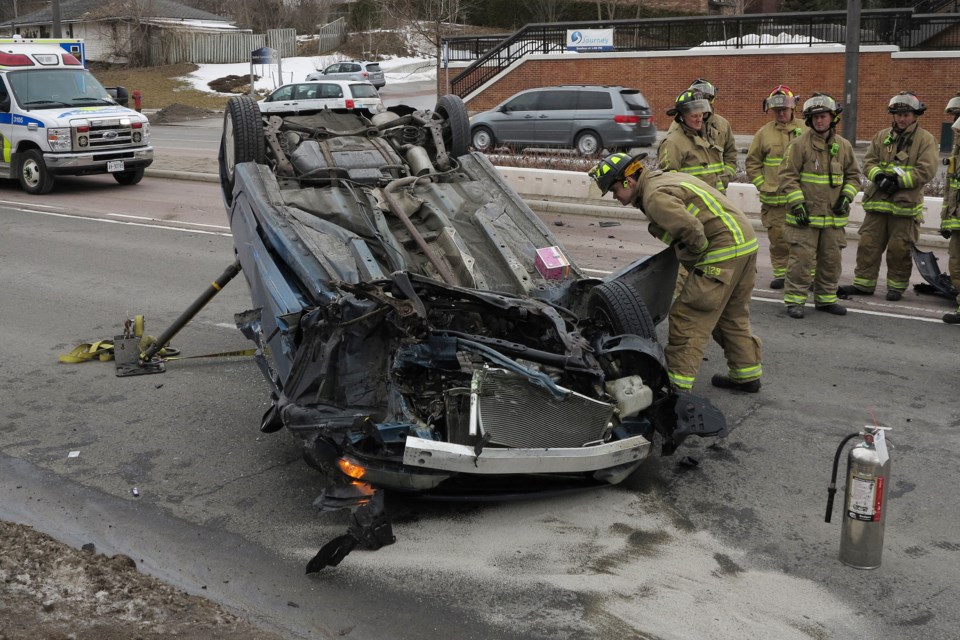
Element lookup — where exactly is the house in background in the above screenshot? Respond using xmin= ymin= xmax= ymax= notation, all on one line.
xmin=1 ymin=0 xmax=241 ymax=63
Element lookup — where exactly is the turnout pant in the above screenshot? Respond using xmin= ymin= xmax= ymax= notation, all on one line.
xmin=852 ymin=212 xmax=920 ymax=293
xmin=783 ymin=225 xmax=847 ymax=307
xmin=761 ymin=203 xmax=789 ymax=279
xmin=951 ymin=233 xmax=960 ymax=311
xmin=666 ymin=253 xmax=762 ymax=390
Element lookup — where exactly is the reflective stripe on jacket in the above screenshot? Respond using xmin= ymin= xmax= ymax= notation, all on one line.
xmin=633 ymin=170 xmax=758 ymax=266
xmin=659 ymin=120 xmax=727 ymax=192
xmin=779 ymin=129 xmax=860 ymax=228
xmin=745 ymin=118 xmax=806 ymax=206
xmin=862 ymin=121 xmax=938 ymax=218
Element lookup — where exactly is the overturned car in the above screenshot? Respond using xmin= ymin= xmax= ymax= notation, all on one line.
xmin=218 ymin=94 xmax=728 ymax=569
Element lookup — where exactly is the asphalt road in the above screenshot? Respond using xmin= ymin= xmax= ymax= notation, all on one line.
xmin=1 ymin=169 xmax=958 ymax=638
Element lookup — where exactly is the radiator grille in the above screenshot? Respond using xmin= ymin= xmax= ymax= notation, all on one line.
xmin=476 ymin=368 xmax=614 ymax=449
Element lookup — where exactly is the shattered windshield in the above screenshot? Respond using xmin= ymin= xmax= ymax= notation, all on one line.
xmin=8 ymin=69 xmax=116 ymax=110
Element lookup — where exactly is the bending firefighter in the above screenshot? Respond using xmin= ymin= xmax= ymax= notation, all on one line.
xmin=940 ymin=93 xmax=960 ymax=324
xmin=778 ymin=93 xmax=861 ymax=319
xmin=838 ymin=92 xmax=938 ymax=301
xmin=588 ymin=152 xmax=763 ymax=393
xmin=745 ymin=85 xmax=806 ymax=289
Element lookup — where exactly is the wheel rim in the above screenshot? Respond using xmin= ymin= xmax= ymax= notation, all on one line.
xmin=22 ymin=159 xmax=40 ymax=188
xmin=578 ymin=135 xmax=598 ymax=155
xmin=473 ymin=130 xmax=490 ymax=150
xmin=223 ymin=112 xmax=236 ymax=180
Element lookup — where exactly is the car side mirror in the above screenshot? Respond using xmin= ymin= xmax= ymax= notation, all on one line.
xmin=499 ymin=105 xmax=509 ymax=113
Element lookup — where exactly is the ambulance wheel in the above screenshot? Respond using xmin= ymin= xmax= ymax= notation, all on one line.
xmin=219 ymin=95 xmax=265 ymax=205
xmin=434 ymin=94 xmax=469 ymax=159
xmin=113 ymin=168 xmax=144 ymax=185
xmin=588 ymin=281 xmax=657 ymax=340
xmin=18 ymin=149 xmax=54 ymax=195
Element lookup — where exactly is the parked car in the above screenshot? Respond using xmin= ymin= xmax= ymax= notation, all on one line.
xmin=469 ymin=85 xmax=656 ymax=155
xmin=306 ymin=60 xmax=386 ymax=89
xmin=257 ymin=80 xmax=383 ymax=114
xmin=218 ymin=93 xmax=727 ymax=570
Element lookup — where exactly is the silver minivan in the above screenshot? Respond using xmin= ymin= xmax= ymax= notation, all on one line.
xmin=307 ymin=61 xmax=386 ymax=89
xmin=469 ymin=85 xmax=656 ymax=155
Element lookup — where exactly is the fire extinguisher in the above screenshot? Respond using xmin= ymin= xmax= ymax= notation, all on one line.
xmin=824 ymin=426 xmax=891 ymax=569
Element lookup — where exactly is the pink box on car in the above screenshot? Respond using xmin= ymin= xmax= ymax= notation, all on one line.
xmin=535 ymin=246 xmax=571 ymax=280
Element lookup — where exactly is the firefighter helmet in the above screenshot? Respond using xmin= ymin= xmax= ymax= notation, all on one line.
xmin=588 ymin=152 xmax=648 ymax=196
xmin=887 ymin=91 xmax=926 ymax=115
xmin=666 ymin=90 xmax=712 ymax=121
xmin=946 ymin=93 xmax=960 ymax=116
xmin=801 ymin=93 xmax=842 ymax=128
xmin=688 ymin=78 xmax=717 ymax=101
xmin=763 ymin=84 xmax=798 ymax=112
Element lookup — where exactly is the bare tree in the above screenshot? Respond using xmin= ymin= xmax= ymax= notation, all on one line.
xmin=384 ymin=0 xmax=475 ymax=83
xmin=595 ymin=1 xmax=619 ymax=21
xmin=525 ymin=0 xmax=567 ymax=24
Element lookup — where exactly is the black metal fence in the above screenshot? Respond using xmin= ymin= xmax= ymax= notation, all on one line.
xmin=445 ymin=9 xmax=960 ymax=98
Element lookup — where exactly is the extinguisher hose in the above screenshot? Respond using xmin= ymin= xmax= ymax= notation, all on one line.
xmin=824 ymin=432 xmax=861 ymax=523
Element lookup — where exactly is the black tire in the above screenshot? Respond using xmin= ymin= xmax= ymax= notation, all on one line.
xmin=218 ymin=95 xmax=265 ymax=205
xmin=471 ymin=126 xmax=495 ymax=152
xmin=588 ymin=281 xmax=657 ymax=340
xmin=434 ymin=94 xmax=469 ymax=159
xmin=575 ymin=130 xmax=602 ymax=156
xmin=112 ymin=168 xmax=144 ymax=185
xmin=18 ymin=149 xmax=54 ymax=195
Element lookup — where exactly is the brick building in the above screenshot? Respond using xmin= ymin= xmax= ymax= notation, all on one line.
xmin=449 ymin=46 xmax=960 ymax=144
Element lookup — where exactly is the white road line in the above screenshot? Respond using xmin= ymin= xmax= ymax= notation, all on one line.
xmin=107 ymin=212 xmax=230 ymax=230
xmin=8 ymin=207 xmax=232 ymax=237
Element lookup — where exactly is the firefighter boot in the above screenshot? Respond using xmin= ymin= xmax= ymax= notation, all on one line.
xmin=837 ymin=285 xmax=872 ymax=297
xmin=944 ymin=312 xmax=960 ymax=324
xmin=886 ymin=290 xmax=903 ymax=301
xmin=769 ymin=278 xmax=785 ymax=289
xmin=786 ymin=305 xmax=805 ymax=319
xmin=711 ymin=374 xmax=761 ymax=393
xmin=815 ymin=303 xmax=848 ymax=315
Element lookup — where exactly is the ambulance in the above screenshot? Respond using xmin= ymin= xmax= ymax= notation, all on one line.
xmin=0 ymin=37 xmax=152 ymax=194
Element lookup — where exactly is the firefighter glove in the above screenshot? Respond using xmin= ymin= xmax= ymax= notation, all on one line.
xmin=941 ymin=228 xmax=952 ymax=239
xmin=832 ymin=195 xmax=851 ymax=216
xmin=875 ymin=173 xmax=899 ymax=194
xmin=791 ymin=203 xmax=810 ymax=227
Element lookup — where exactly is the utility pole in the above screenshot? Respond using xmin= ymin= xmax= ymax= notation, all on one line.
xmin=842 ymin=0 xmax=861 ymax=145
xmin=52 ymin=0 xmax=62 ymax=37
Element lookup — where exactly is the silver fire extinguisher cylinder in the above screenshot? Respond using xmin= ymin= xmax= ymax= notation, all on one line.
xmin=839 ymin=431 xmax=892 ymax=569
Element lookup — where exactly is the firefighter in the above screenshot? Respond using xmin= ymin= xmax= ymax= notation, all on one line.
xmin=745 ymin=84 xmax=806 ymax=289
xmin=658 ymin=89 xmax=728 ymax=193
xmin=940 ymin=93 xmax=960 ymax=324
xmin=587 ymin=152 xmax=762 ymax=393
xmin=778 ymin=93 xmax=861 ymax=319
xmin=688 ymin=78 xmax=738 ymax=189
xmin=838 ymin=92 xmax=939 ymax=301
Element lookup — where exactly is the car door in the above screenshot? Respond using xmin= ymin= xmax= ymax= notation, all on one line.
xmin=491 ymin=90 xmax=541 ymax=146
xmin=532 ymin=89 xmax=576 ymax=147
xmin=259 ymin=84 xmax=295 ymax=113
xmin=322 ymin=63 xmax=342 ymax=80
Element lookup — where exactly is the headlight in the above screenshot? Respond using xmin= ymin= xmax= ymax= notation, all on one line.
xmin=47 ymin=127 xmax=71 ymax=152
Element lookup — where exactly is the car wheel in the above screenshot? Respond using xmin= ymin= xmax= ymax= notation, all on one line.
xmin=588 ymin=281 xmax=657 ymax=340
xmin=218 ymin=95 xmax=265 ymax=205
xmin=575 ymin=130 xmax=602 ymax=156
xmin=434 ymin=94 xmax=469 ymax=159
xmin=471 ymin=126 xmax=495 ymax=152
xmin=112 ymin=168 xmax=144 ymax=185
xmin=18 ymin=149 xmax=54 ymax=195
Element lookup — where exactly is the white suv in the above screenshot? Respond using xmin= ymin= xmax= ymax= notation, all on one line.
xmin=257 ymin=80 xmax=384 ymax=114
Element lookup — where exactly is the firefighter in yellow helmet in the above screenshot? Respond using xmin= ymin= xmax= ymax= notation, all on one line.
xmin=587 ymin=152 xmax=762 ymax=393
xmin=778 ymin=93 xmax=861 ymax=319
xmin=745 ymin=85 xmax=806 ymax=289
xmin=940 ymin=93 xmax=960 ymax=324
xmin=837 ymin=91 xmax=939 ymax=301
xmin=658 ymin=89 xmax=728 ymax=193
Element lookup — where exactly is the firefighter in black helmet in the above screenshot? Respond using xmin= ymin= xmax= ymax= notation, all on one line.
xmin=587 ymin=151 xmax=762 ymax=393
xmin=657 ymin=89 xmax=728 ymax=193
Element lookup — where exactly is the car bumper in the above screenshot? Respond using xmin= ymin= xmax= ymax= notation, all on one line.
xmin=402 ymin=434 xmax=652 ymax=474
xmin=43 ymin=146 xmax=154 ymax=176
